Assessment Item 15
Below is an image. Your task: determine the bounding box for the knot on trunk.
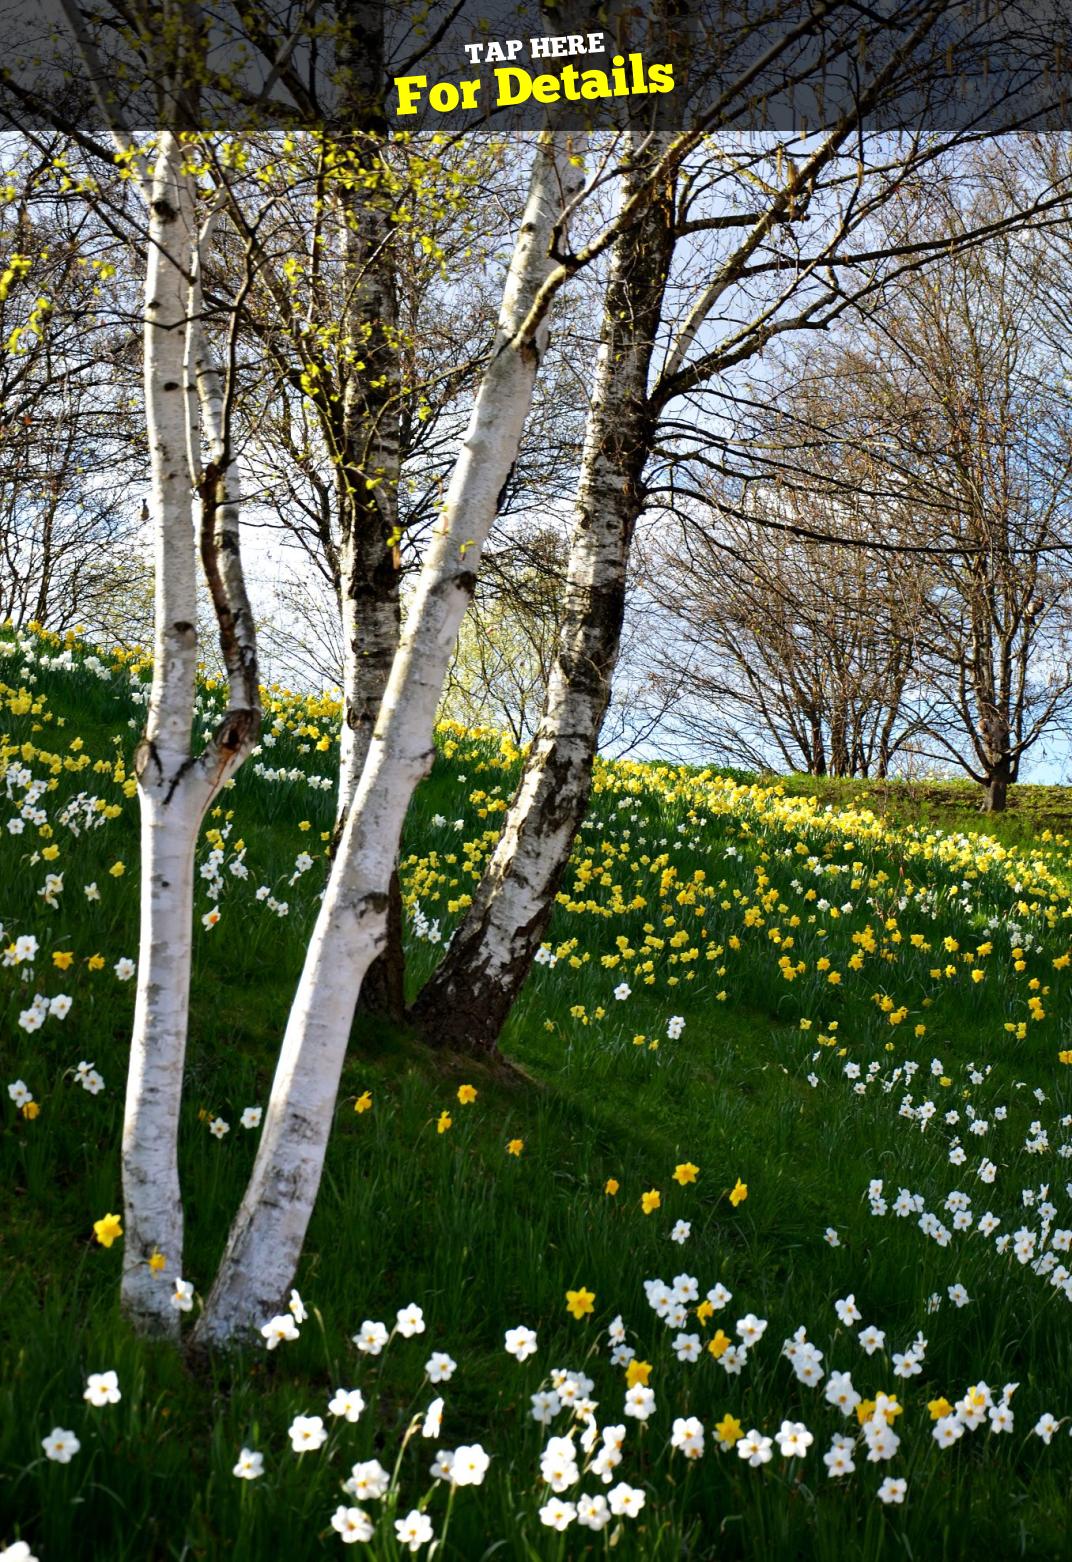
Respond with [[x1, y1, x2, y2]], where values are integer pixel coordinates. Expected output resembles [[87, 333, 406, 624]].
[[213, 707, 261, 755], [133, 736, 160, 783]]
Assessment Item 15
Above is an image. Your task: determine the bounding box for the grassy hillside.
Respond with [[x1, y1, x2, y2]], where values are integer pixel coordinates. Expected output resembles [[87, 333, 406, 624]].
[[767, 772, 1072, 846], [4, 625, 1072, 1560]]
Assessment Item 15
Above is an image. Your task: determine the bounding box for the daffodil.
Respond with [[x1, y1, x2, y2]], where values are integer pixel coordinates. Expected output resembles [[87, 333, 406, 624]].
[[565, 1287, 595, 1320], [92, 1212, 123, 1248]]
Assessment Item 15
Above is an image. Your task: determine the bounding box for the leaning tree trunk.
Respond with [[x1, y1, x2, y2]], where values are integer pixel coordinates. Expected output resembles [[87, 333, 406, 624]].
[[410, 136, 675, 1056], [192, 133, 585, 1347], [121, 135, 260, 1337]]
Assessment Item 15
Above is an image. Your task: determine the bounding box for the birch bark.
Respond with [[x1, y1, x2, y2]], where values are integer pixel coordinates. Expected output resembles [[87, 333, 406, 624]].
[[194, 132, 584, 1345], [411, 135, 676, 1054], [332, 14, 402, 831], [121, 136, 260, 1336], [121, 135, 202, 1336], [331, 83, 405, 1015]]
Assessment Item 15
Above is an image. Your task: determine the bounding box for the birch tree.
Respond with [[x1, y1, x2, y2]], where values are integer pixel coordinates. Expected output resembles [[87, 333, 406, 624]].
[[192, 131, 586, 1345], [411, 129, 676, 1050], [120, 132, 260, 1336], [213, 121, 528, 1014], [14, 0, 1071, 1343], [0, 23, 267, 1336]]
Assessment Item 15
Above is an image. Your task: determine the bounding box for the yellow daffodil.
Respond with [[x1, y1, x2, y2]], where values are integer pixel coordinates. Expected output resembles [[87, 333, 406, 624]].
[[565, 1287, 595, 1320], [93, 1212, 123, 1248]]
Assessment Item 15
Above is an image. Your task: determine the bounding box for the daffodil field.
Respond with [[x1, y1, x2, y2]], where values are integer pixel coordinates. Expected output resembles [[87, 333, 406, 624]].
[[6, 623, 1072, 1560]]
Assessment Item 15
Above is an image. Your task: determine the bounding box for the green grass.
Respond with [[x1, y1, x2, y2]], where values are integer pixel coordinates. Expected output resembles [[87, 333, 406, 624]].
[[4, 627, 1072, 1560]]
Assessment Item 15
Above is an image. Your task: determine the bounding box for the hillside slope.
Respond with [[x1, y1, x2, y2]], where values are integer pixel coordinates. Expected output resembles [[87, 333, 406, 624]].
[[3, 626, 1072, 1560]]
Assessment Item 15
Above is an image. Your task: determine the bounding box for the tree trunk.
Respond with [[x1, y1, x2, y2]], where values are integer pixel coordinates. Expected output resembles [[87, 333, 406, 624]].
[[983, 761, 1011, 813], [410, 136, 675, 1056], [336, 489, 406, 1021], [332, 16, 405, 1018], [122, 792, 201, 1335], [122, 135, 261, 1337], [358, 865, 405, 1018], [333, 226, 402, 821], [979, 706, 1012, 813], [120, 136, 202, 1337], [192, 134, 586, 1347]]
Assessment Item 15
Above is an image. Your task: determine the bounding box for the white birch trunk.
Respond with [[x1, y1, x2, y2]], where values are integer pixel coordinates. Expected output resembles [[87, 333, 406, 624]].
[[193, 133, 585, 1346], [330, 10, 400, 829], [334, 186, 402, 831], [336, 569, 400, 819], [331, 114, 405, 1013], [121, 139, 260, 1337], [121, 134, 203, 1336]]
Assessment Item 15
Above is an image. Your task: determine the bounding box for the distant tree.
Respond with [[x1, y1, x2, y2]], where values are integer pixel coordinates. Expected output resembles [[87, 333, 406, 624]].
[[0, 143, 144, 635], [854, 215, 1072, 811], [683, 174, 1072, 810], [441, 525, 569, 743], [644, 483, 923, 776]]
